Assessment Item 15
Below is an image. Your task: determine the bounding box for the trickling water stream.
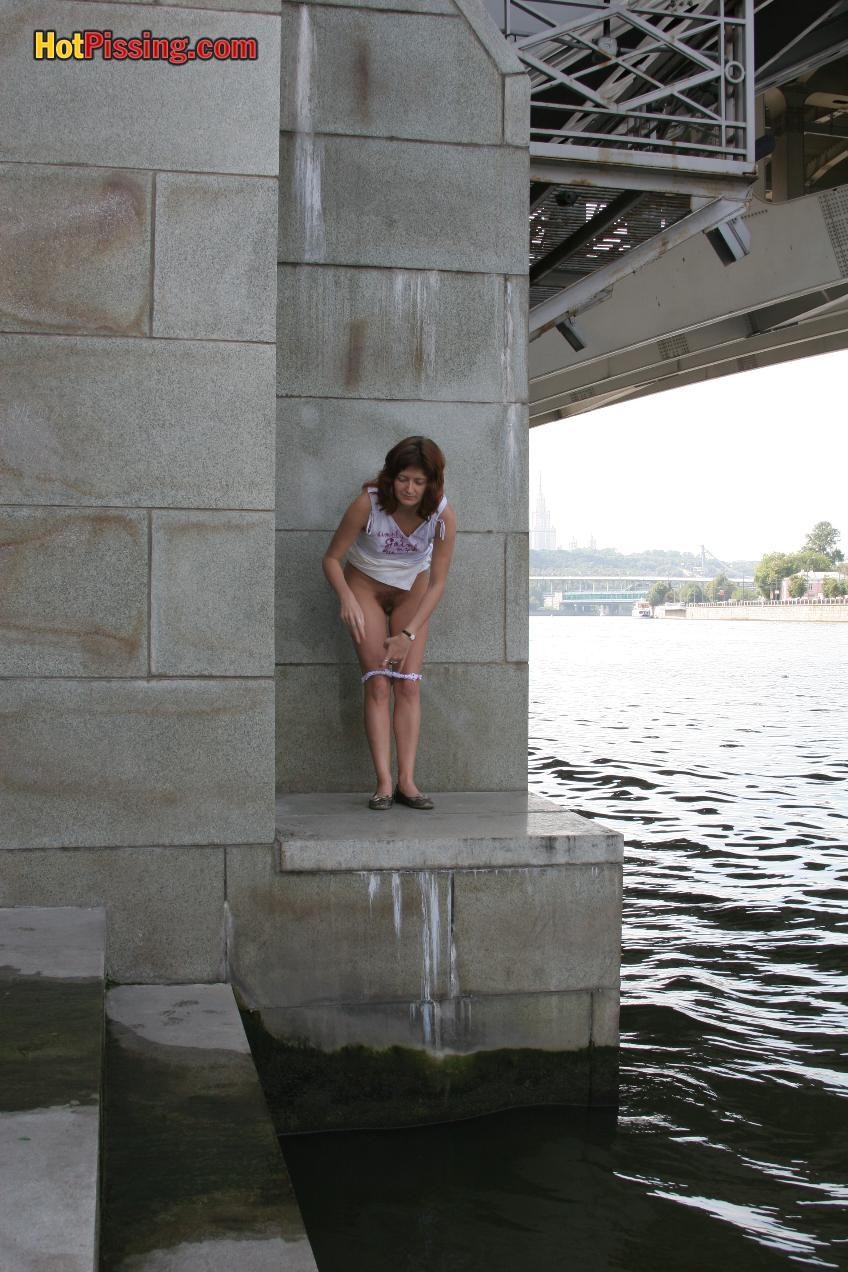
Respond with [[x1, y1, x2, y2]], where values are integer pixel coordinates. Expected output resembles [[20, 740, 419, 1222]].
[[284, 617, 848, 1271]]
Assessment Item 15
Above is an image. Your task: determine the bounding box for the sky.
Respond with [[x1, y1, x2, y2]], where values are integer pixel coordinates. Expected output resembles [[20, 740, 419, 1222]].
[[529, 348, 848, 563]]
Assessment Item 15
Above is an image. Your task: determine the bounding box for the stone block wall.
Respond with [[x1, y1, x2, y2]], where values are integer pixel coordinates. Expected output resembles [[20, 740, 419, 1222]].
[[275, 0, 530, 793], [0, 0, 281, 976]]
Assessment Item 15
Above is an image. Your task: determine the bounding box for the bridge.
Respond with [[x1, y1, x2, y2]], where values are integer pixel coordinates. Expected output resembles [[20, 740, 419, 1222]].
[[531, 575, 735, 609], [497, 1, 848, 423], [7, 0, 848, 1186]]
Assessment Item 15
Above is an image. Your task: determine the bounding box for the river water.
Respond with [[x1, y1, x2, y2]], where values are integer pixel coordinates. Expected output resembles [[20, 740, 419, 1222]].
[[284, 616, 848, 1271]]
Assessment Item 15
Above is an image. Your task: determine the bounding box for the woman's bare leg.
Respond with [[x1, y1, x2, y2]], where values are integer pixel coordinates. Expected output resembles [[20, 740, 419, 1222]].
[[344, 567, 394, 796], [389, 575, 430, 798]]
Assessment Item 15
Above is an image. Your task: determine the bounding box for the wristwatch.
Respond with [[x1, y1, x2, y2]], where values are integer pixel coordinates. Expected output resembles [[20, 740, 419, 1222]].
[[402, 629, 415, 641]]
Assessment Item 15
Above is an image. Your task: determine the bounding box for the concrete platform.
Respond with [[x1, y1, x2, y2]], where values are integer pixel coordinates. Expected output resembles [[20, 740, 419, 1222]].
[[101, 984, 317, 1271], [0, 906, 105, 1272], [227, 794, 624, 1128], [275, 791, 623, 872]]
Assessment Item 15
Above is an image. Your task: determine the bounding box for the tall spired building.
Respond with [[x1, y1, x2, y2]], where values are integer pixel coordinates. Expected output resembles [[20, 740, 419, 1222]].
[[530, 476, 557, 550]]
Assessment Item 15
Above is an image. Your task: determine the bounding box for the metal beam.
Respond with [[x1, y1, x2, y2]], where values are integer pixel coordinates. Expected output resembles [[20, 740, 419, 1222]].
[[529, 308, 848, 422], [529, 149, 755, 198], [530, 190, 643, 284], [529, 196, 748, 339], [506, 0, 756, 178]]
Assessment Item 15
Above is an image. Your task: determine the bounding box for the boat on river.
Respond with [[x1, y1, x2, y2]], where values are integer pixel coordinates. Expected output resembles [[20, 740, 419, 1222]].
[[631, 600, 653, 619]]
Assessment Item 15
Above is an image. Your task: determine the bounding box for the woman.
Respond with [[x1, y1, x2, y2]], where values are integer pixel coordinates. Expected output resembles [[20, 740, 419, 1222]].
[[322, 437, 456, 810]]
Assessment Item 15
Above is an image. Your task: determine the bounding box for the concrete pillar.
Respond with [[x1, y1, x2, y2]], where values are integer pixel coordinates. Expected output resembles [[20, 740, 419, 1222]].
[[0, 0, 281, 978], [771, 84, 808, 201], [275, 0, 530, 793]]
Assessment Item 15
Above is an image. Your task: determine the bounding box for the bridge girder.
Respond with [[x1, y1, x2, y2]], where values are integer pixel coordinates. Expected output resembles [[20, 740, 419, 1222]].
[[528, 183, 848, 422], [494, 0, 848, 420]]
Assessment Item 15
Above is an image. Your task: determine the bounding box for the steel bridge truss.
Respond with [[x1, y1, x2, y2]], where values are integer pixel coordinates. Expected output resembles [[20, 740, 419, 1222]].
[[504, 0, 756, 185]]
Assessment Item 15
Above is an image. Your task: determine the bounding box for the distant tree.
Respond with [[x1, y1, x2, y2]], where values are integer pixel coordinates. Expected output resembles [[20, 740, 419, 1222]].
[[822, 576, 848, 598], [528, 547, 757, 578], [754, 552, 796, 598], [804, 521, 843, 563], [646, 581, 672, 607], [706, 573, 732, 602], [529, 579, 548, 609], [678, 582, 704, 604], [794, 549, 834, 572], [787, 574, 807, 598]]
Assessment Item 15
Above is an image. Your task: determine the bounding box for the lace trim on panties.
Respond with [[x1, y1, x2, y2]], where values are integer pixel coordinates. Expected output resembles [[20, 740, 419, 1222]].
[[361, 669, 423, 684]]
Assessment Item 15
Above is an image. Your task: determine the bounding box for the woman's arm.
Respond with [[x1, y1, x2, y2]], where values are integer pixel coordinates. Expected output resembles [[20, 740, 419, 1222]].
[[322, 491, 372, 643], [383, 504, 457, 666]]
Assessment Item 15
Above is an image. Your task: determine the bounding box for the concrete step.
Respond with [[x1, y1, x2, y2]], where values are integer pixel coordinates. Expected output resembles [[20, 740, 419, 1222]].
[[275, 790, 624, 871], [100, 983, 317, 1271], [0, 905, 106, 1272]]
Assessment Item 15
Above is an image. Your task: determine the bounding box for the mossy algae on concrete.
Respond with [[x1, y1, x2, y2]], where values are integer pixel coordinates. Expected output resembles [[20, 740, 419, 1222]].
[[0, 975, 102, 1112], [241, 1009, 618, 1134], [99, 1018, 305, 1271]]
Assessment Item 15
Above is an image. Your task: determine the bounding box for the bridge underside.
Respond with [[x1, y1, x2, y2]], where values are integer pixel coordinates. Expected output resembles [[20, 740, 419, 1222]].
[[501, 0, 848, 423]]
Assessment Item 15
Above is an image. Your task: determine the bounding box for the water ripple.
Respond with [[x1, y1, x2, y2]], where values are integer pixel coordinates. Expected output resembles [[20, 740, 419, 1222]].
[[530, 617, 848, 1267]]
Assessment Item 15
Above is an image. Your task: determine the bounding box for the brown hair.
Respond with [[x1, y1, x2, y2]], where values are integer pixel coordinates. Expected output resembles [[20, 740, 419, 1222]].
[[374, 436, 445, 518]]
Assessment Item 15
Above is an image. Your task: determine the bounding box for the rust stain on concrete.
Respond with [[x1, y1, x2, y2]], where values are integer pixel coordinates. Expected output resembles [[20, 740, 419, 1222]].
[[0, 169, 150, 335], [354, 39, 371, 125], [345, 319, 368, 389]]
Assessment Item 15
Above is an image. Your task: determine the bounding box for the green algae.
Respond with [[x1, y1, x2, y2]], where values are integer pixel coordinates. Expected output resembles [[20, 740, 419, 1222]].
[[0, 975, 102, 1112], [241, 1010, 618, 1134], [99, 1019, 306, 1270]]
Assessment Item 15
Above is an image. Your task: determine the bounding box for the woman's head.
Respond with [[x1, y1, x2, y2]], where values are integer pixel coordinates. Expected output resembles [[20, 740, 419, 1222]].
[[375, 436, 445, 518]]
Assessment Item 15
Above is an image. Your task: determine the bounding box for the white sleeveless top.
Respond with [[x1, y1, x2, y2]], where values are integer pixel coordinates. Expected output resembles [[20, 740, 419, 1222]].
[[346, 487, 448, 591]]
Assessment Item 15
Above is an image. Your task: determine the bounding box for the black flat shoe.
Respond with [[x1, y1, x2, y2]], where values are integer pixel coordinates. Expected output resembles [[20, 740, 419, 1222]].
[[368, 794, 393, 811], [393, 786, 434, 810]]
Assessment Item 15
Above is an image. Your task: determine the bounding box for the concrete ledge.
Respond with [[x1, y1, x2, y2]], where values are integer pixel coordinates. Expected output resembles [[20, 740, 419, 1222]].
[[0, 905, 105, 980], [0, 907, 105, 1272], [276, 792, 623, 872]]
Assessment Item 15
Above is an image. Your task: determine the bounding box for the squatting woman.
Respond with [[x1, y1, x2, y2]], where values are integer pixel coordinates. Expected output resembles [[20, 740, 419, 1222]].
[[322, 437, 456, 810]]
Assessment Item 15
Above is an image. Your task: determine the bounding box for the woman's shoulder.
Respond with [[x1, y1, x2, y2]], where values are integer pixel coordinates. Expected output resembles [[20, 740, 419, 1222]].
[[343, 488, 374, 525], [435, 499, 456, 530]]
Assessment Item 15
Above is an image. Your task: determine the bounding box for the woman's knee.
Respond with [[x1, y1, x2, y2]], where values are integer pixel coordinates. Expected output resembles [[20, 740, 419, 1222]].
[[393, 676, 421, 704], [364, 672, 392, 704]]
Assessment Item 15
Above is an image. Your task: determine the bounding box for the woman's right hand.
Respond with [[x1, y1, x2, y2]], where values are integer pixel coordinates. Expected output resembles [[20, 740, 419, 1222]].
[[339, 594, 366, 644]]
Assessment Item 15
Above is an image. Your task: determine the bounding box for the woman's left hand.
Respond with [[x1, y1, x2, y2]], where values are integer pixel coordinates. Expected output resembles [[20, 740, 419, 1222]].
[[382, 633, 411, 670]]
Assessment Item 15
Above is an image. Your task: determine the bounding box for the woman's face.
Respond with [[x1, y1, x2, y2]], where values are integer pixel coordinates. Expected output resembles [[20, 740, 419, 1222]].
[[393, 466, 428, 509]]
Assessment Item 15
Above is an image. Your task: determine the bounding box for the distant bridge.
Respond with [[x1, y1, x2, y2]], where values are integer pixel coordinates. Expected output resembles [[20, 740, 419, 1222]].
[[530, 575, 742, 610]]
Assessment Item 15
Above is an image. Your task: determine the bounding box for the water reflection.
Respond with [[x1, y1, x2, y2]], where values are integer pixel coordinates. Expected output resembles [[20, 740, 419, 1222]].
[[285, 619, 848, 1270]]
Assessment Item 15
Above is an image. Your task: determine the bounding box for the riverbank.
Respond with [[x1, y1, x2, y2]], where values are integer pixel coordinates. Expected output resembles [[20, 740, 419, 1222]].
[[661, 600, 848, 622]]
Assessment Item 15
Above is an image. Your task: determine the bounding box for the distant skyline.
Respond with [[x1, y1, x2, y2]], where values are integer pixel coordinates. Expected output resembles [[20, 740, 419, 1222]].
[[529, 349, 847, 563]]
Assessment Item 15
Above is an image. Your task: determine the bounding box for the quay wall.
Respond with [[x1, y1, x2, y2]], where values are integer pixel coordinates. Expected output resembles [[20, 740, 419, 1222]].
[[684, 604, 848, 622]]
